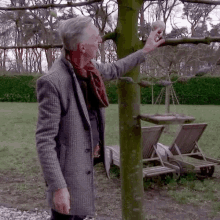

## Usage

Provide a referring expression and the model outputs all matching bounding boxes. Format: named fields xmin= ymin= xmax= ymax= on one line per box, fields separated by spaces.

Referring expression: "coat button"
xmin=85 ymin=149 xmax=90 ymax=153
xmin=86 ymin=171 xmax=91 ymax=175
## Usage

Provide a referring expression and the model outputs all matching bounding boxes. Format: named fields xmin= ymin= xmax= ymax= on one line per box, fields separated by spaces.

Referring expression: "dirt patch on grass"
xmin=94 ymin=164 xmax=220 ymax=220
xmin=0 ymin=171 xmax=48 ymax=212
xmin=0 ymin=165 xmax=220 ymax=220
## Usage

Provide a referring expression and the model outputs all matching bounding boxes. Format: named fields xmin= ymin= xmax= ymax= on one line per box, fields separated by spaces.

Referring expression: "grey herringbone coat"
xmin=35 ymin=50 xmax=145 ymax=216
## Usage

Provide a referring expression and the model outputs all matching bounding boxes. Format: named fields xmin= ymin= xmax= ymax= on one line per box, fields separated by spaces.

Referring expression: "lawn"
xmin=0 ymin=103 xmax=220 ymax=218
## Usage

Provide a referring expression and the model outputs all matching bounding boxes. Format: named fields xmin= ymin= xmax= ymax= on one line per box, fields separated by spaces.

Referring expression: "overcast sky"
xmin=2 ymin=0 xmax=9 ymax=6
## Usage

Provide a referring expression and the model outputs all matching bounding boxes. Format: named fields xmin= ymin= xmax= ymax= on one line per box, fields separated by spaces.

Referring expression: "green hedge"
xmin=173 ymin=77 xmax=220 ymax=105
xmin=0 ymin=75 xmax=219 ymax=105
xmin=109 ymin=77 xmax=220 ymax=105
xmin=0 ymin=75 xmax=38 ymax=102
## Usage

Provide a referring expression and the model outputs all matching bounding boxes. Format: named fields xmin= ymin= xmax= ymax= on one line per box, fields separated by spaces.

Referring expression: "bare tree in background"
xmin=0 ymin=0 xmax=65 ymax=72
xmin=75 ymin=0 xmax=117 ymax=63
xmin=0 ymin=14 xmax=13 ymax=71
xmin=183 ymin=2 xmax=216 ymax=37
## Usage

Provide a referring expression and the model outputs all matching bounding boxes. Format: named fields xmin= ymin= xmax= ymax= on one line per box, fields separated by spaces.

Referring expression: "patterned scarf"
xmin=66 ymin=51 xmax=109 ymax=109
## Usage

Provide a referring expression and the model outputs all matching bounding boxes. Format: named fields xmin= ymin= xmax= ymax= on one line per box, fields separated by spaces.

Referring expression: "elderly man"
xmin=36 ymin=16 xmax=164 ymax=220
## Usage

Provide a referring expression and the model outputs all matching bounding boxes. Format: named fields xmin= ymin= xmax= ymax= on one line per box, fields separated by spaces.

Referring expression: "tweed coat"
xmin=35 ymin=49 xmax=145 ymax=216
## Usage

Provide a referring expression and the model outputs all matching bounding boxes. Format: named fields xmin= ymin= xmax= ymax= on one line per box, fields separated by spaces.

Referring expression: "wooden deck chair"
xmin=161 ymin=123 xmax=220 ymax=177
xmin=104 ymin=125 xmax=179 ymax=179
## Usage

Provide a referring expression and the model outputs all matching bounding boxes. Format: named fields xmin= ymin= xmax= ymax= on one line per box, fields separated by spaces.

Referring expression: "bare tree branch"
xmin=0 ymin=0 xmax=102 ymax=11
xmin=144 ymin=0 xmax=162 ymax=2
xmin=163 ymin=36 xmax=220 ymax=46
xmin=1 ymin=36 xmax=220 ymax=50
xmin=0 ymin=44 xmax=62 ymax=49
xmin=102 ymin=31 xmax=117 ymax=42
xmin=141 ymin=36 xmax=220 ymax=47
xmin=180 ymin=0 xmax=220 ymax=5
xmin=216 ymin=58 xmax=220 ymax=65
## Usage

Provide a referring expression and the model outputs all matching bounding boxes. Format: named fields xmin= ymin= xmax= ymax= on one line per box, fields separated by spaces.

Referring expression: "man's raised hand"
xmin=142 ymin=27 xmax=165 ymax=54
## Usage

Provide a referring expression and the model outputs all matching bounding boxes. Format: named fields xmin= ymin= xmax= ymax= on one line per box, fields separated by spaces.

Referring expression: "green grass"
xmin=0 ymin=103 xmax=46 ymax=210
xmin=0 ymin=103 xmax=38 ymax=173
xmin=0 ymin=103 xmax=220 ymax=214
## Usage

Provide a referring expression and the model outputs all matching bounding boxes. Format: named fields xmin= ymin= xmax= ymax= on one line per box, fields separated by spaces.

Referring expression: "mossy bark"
xmin=116 ymin=1 xmax=144 ymax=220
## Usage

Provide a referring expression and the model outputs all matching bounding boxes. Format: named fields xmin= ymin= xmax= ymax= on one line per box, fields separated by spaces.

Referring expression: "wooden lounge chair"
xmin=104 ymin=125 xmax=180 ymax=179
xmin=158 ymin=123 xmax=220 ymax=177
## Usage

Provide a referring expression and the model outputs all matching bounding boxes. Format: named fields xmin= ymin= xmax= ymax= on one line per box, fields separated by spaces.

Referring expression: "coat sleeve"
xmin=92 ymin=49 xmax=145 ymax=81
xmin=35 ymin=77 xmax=67 ymax=191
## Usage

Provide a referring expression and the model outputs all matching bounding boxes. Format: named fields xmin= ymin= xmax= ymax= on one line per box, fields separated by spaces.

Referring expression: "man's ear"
xmin=78 ymin=43 xmax=86 ymax=54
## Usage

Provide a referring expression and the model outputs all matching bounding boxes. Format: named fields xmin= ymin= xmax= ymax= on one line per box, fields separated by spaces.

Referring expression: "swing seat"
xmin=158 ymin=123 xmax=220 ymax=177
xmin=139 ymin=113 xmax=195 ymax=125
xmin=139 ymin=82 xmax=195 ymax=125
xmin=104 ymin=125 xmax=180 ymax=179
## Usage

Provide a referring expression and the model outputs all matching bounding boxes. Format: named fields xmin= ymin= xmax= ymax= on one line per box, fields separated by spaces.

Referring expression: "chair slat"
xmin=142 ymin=126 xmax=165 ymax=159
xmin=143 ymin=166 xmax=175 ymax=177
xmin=170 ymin=123 xmax=207 ymax=155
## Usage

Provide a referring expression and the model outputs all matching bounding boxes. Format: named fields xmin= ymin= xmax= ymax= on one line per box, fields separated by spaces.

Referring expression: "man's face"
xmin=81 ymin=24 xmax=102 ymax=59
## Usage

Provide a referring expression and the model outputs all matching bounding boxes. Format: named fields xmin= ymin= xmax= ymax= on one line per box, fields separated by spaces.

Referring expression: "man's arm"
xmin=93 ymin=28 xmax=165 ymax=81
xmin=36 ymin=77 xmax=67 ymax=191
xmin=36 ymin=77 xmax=71 ymax=214
xmin=93 ymin=50 xmax=146 ymax=81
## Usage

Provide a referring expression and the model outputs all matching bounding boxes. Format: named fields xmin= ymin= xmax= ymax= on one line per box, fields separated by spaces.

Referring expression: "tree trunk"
xmin=45 ymin=48 xmax=53 ymax=70
xmin=26 ymin=49 xmax=29 ymax=73
xmin=152 ymin=85 xmax=154 ymax=105
xmin=100 ymin=41 xmax=105 ymax=63
xmin=3 ymin=50 xmax=7 ymax=71
xmin=38 ymin=50 xmax=43 ymax=74
xmin=116 ymin=1 xmax=144 ymax=219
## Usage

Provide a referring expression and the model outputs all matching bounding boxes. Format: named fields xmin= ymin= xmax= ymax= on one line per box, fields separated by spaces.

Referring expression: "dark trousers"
xmin=50 ymin=209 xmax=86 ymax=220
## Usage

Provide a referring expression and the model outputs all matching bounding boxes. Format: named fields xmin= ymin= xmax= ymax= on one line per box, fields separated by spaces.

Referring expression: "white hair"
xmin=58 ymin=16 xmax=93 ymax=51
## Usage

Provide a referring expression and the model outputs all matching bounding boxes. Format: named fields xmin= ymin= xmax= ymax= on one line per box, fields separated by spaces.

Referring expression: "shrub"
xmin=0 ymin=75 xmax=40 ymax=102
xmin=0 ymin=75 xmax=219 ymax=105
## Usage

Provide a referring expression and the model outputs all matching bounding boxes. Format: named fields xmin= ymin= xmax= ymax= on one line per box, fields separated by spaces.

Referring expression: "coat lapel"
xmin=72 ymin=73 xmax=90 ymax=124
xmin=61 ymin=56 xmax=90 ymax=129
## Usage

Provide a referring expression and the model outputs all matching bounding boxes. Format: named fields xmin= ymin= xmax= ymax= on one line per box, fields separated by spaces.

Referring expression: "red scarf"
xmin=66 ymin=51 xmax=109 ymax=108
